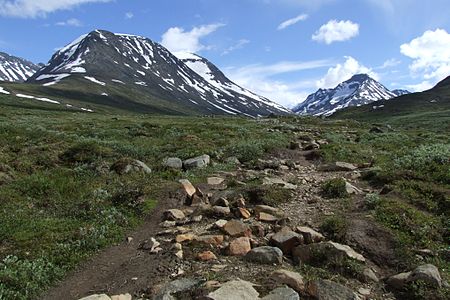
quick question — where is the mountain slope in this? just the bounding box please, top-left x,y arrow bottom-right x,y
28,30 -> 289,116
0,52 -> 40,82
332,76 -> 450,129
293,74 -> 405,116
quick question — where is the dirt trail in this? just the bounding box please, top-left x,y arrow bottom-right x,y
42,148 -> 399,300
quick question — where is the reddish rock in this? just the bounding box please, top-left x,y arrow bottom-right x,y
176,233 -> 196,243
228,237 -> 252,256
258,212 -> 278,222
197,251 -> 218,261
195,235 -> 225,246
222,220 -> 252,237
296,226 -> 325,244
237,208 -> 251,219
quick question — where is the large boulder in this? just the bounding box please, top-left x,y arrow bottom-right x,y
293,241 -> 365,265
163,157 -> 183,169
386,264 -> 442,289
208,279 -> 259,300
262,287 -> 299,300
307,280 -> 359,300
183,154 -> 210,169
244,246 -> 283,265
270,228 -> 304,255
229,237 -> 252,256
110,159 -> 152,175
222,220 -> 252,237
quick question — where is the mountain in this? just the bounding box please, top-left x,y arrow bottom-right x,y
391,89 -> 411,97
0,52 -> 40,82
332,76 -> 450,129
27,30 -> 289,116
293,74 -> 407,116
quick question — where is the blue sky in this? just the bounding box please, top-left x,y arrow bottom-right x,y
0,0 -> 449,107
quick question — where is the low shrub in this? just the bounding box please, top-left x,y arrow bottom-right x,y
321,178 -> 348,198
320,216 -> 349,242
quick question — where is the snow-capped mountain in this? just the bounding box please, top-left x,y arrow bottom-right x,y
29,30 -> 289,116
391,89 -> 411,97
293,74 -> 407,116
0,52 -> 40,82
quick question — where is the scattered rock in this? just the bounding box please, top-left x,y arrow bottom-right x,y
270,228 -> 304,254
296,226 -> 325,244
362,268 -> 379,283
214,198 -> 230,207
208,177 -> 225,185
163,209 -> 186,221
387,264 -> 442,289
320,162 -> 358,172
345,181 -> 363,195
179,179 -> 196,198
154,278 -> 205,300
212,206 -> 231,217
369,126 -> 384,134
289,141 -> 301,150
245,246 -> 283,265
197,251 -> 218,261
386,272 -> 411,290
208,279 -> 259,300
78,295 -> 111,300
214,219 -> 228,229
258,212 -> 279,223
307,280 -> 359,300
237,207 -> 251,219
226,156 -> 241,165
160,221 -> 177,228
263,177 -> 297,190
262,287 -> 299,300
271,269 -> 305,292
176,233 -> 196,243
110,294 -> 132,300
222,220 -> 252,237
163,157 -> 183,169
195,235 -> 224,246
304,142 -> 320,151
255,205 -> 283,217
293,241 -> 365,265
110,159 -> 152,175
183,154 -> 210,169
228,237 -> 252,256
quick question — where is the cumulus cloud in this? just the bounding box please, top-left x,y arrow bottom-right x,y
55,18 -> 82,27
312,20 -> 359,44
161,23 -> 224,53
400,28 -> 450,84
222,39 -> 250,55
277,14 -> 308,30
225,59 -> 332,107
125,12 -> 133,19
0,0 -> 112,18
316,56 -> 378,88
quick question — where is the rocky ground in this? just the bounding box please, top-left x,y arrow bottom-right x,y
43,135 -> 446,300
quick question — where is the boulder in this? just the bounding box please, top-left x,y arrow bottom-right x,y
78,295 -> 111,300
179,179 -> 196,198
245,246 -> 283,265
345,181 -> 363,195
214,198 -> 230,207
163,157 -> 183,169
262,287 -> 299,300
320,162 -> 358,172
110,294 -> 132,300
176,233 -> 196,243
195,235 -> 224,246
222,220 -> 252,237
208,177 -> 225,185
387,264 -> 442,289
212,206 -> 231,217
197,251 -> 218,261
270,229 -> 304,254
258,212 -> 278,223
307,280 -> 359,300
362,268 -> 379,283
237,208 -> 251,219
229,237 -> 252,256
293,242 -> 365,265
154,278 -> 205,300
255,205 -> 283,217
184,154 -> 210,169
208,279 -> 259,300
163,209 -> 186,221
296,226 -> 325,244
271,269 -> 305,292
110,159 -> 152,175
386,272 -> 411,290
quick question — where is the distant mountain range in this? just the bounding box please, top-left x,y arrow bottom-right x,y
21,29 -> 288,116
0,52 -> 40,82
293,74 -> 410,116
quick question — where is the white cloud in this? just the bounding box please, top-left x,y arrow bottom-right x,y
125,12 -> 133,19
222,39 -> 250,55
400,28 -> 450,84
405,81 -> 434,92
225,59 -> 332,107
377,58 -> 401,69
277,14 -> 308,30
0,0 -> 112,18
55,18 -> 82,27
312,20 -> 359,44
161,23 -> 224,53
316,56 -> 378,88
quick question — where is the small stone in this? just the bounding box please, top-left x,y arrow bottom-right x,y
126,237 -> 133,243
289,141 -> 301,150
197,251 -> 218,261
206,280 -> 222,289
293,241 -> 365,265
228,237 -> 252,256
362,268 -> 379,283
258,212 -> 278,222
208,279 -> 259,300
345,181 -> 363,195
245,246 -> 283,265
192,215 -> 203,222
271,269 -> 305,292
176,233 -> 196,243
173,243 -> 182,250
175,250 -> 184,259
208,177 -> 225,185
296,226 -> 325,244
386,272 -> 411,290
163,209 -> 186,221
212,206 -> 231,216
237,207 -> 251,219
222,220 -> 252,237
111,294 -> 132,300
183,154 -> 210,169
214,219 -> 228,229
163,157 -> 183,169
160,220 -> 177,228
179,179 -> 196,198
236,197 -> 246,208
304,142 -> 320,151
358,288 -> 371,296
214,198 -> 230,207
154,278 -> 205,299
270,229 -> 304,254
262,287 -> 299,300
255,205 -> 282,216
195,235 -> 224,246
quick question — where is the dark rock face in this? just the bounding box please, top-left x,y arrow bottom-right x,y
0,51 -> 40,82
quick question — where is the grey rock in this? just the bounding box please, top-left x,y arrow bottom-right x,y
183,154 -> 210,169
154,278 -> 205,300
110,159 -> 151,175
244,246 -> 283,265
78,295 -> 111,300
293,241 -> 365,265
208,279 -> 259,300
307,280 -> 359,300
262,287 -> 299,300
163,157 -> 183,169
387,264 -> 442,289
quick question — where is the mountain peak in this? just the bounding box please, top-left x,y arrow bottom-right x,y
0,51 -> 40,82
347,73 -> 371,83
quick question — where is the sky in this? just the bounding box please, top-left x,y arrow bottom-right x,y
0,0 -> 449,108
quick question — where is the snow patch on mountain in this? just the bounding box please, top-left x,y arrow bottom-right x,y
0,52 -> 40,82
